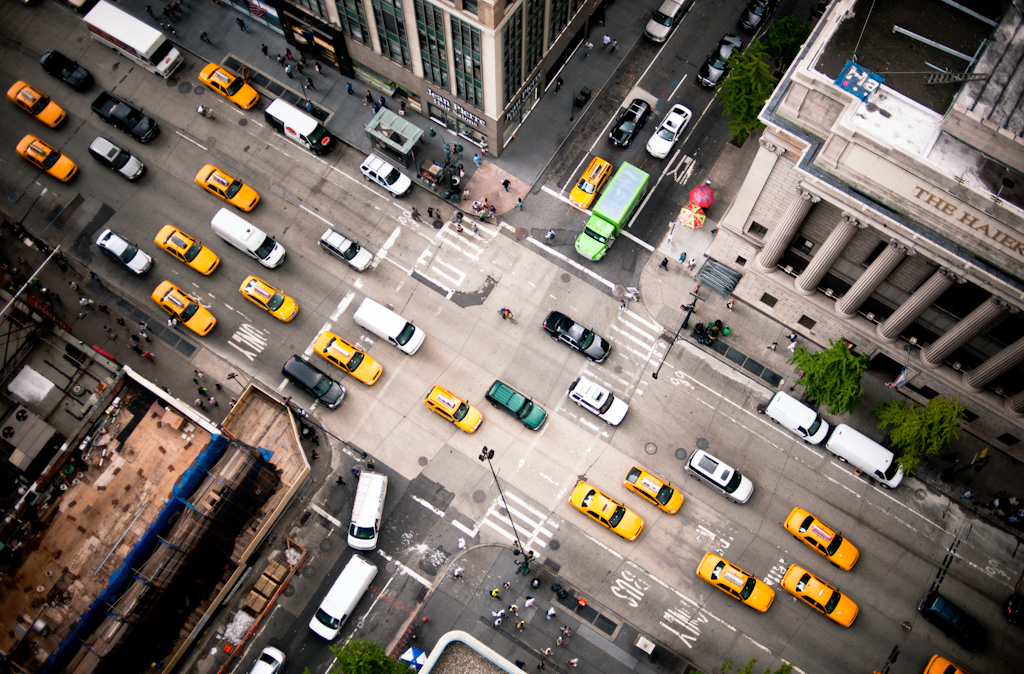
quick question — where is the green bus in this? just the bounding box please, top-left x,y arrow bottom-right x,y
575,162 -> 650,261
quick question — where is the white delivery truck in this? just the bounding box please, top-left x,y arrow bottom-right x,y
83,1 -> 183,78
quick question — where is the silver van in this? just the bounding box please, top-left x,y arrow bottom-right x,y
264,99 -> 335,155
353,297 -> 425,355
764,391 -> 829,444
348,472 -> 387,550
825,424 -> 903,489
645,1 -> 685,42
210,208 -> 285,268
308,555 -> 377,639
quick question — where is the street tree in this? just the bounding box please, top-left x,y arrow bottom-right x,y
761,17 -> 813,73
721,656 -> 794,674
320,639 -> 409,674
787,339 -> 870,415
872,394 -> 968,476
718,41 -> 777,144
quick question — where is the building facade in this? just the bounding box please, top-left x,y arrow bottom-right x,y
708,0 -> 1024,457
265,0 -> 606,157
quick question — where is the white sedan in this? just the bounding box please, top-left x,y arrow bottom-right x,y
248,647 -> 285,674
95,229 -> 152,275
646,104 -> 692,159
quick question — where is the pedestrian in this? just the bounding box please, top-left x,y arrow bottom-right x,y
142,351 -> 155,362
198,386 -> 208,395
509,604 -> 519,614
262,44 -> 269,57
209,396 -> 218,406
215,382 -> 223,391
117,317 -> 127,328
146,5 -> 155,18
556,637 -> 563,646
518,197 -> 524,211
585,40 -> 593,56
236,17 -> 249,32
195,370 -> 205,380
492,609 -> 506,619
503,581 -> 511,590
410,207 -> 421,221
372,102 -> 380,113
195,398 -> 205,409
725,299 -> 734,311
139,320 -> 149,331
473,153 -> 481,168
471,223 -> 479,236
315,61 -> 323,75
399,101 -> 406,116
688,257 -> 696,271
367,458 -> 375,470
230,397 -> 238,407
456,224 -> 463,235
79,297 -> 91,309
346,82 -> 353,95
311,449 -> 319,460
103,325 -> 114,336
427,207 -> 434,219
351,465 -> 362,479
200,31 -> 212,44
786,332 -> 797,341
306,76 -> 315,90
299,54 -> 307,66
561,627 -> 571,637
463,188 -> 471,201
544,228 -> 555,240
515,660 -> 526,670
603,34 -> 611,49
284,64 -> 293,78
555,76 -> 563,93
131,333 -> 141,343
767,342 -> 778,352
524,596 -> 535,608
139,331 -> 150,342
379,95 -> 387,108
297,61 -> 304,74
69,281 -> 81,293
277,54 -> 286,67
305,100 -> 314,112
619,299 -> 626,310
491,588 -> 501,599
537,663 -> 545,671
693,283 -> 701,294
502,178 -> 511,192
453,567 -> 464,578
162,6 -> 171,18
546,607 -> 556,620
612,39 -> 619,51
481,143 -> 488,157
493,618 -> 503,627
787,341 -> 797,353
285,48 -> 293,60
567,658 -> 578,668
659,257 -> 669,270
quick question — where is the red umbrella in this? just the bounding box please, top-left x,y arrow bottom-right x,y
678,203 -> 706,229
689,185 -> 715,208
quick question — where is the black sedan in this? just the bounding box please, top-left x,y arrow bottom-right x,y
608,99 -> 652,148
697,34 -> 744,88
40,50 -> 93,91
542,311 -> 611,363
740,0 -> 775,30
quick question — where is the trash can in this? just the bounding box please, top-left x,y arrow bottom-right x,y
574,87 -> 592,109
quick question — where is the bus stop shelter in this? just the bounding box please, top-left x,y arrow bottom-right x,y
365,109 -> 423,167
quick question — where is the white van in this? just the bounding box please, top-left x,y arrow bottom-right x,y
764,391 -> 829,444
210,208 -> 285,268
308,555 -> 378,639
644,1 -> 685,42
348,472 -> 388,550
264,99 -> 335,155
353,298 -> 425,355
825,424 -> 904,489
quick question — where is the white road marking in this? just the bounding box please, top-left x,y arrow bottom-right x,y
174,131 -> 208,151
304,323 -> 332,357
276,378 -> 288,392
414,495 -> 446,517
822,471 -> 862,498
621,229 -> 655,251
331,292 -> 355,321
309,503 -> 342,527
526,237 -> 616,289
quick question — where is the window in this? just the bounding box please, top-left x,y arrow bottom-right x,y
997,433 -> 1019,446
372,0 -> 412,67
463,0 -> 478,13
736,256 -> 747,265
795,237 -> 814,255
524,0 -> 544,72
549,0 -> 569,46
296,0 -> 329,19
414,0 -> 449,88
748,222 -> 768,237
760,293 -> 778,308
502,8 -> 523,106
451,17 -> 483,107
337,0 -> 370,44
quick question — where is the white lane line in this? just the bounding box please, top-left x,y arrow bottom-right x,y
667,73 -> 690,102
276,378 -> 288,392
414,494 -> 446,517
608,324 -> 657,352
822,472 -> 862,498
373,226 -> 402,268
309,503 -> 342,527
299,203 -> 334,226
621,229 -> 655,251
622,309 -> 661,331
541,185 -> 592,214
742,635 -> 773,654
174,131 -> 208,151
330,292 -> 355,321
374,548 -> 432,588
525,237 -> 616,289
304,322 -> 331,357
382,254 -> 413,274
870,481 -> 947,530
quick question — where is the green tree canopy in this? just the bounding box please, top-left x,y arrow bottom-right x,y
325,639 -> 410,674
872,394 -> 968,476
787,339 -> 870,415
761,17 -> 813,72
721,657 -> 794,674
718,42 -> 777,143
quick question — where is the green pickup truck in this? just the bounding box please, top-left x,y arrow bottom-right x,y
485,380 -> 547,430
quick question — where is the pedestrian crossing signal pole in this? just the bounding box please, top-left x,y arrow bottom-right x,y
652,289 -> 704,380
479,447 -> 528,571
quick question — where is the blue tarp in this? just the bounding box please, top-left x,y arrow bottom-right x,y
42,434 -> 231,674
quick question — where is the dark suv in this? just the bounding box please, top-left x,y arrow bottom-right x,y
918,590 -> 987,651
282,355 -> 346,409
609,99 -> 651,147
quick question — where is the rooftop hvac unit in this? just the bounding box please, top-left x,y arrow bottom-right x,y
3,406 -> 57,471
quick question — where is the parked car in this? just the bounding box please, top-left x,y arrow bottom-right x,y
685,449 -> 753,503
782,507 -> 859,570
16,135 -> 77,182
485,380 -> 547,430
918,590 -> 987,652
360,154 -> 412,197
698,34 -> 744,87
542,310 -> 610,362
248,646 -> 285,674
623,466 -> 683,514
740,0 -> 775,30
696,553 -> 774,611
39,50 -> 92,91
88,136 -> 144,181
7,81 -> 65,127
568,480 -> 644,541
95,229 -> 152,274
609,99 -> 652,147
1006,592 -> 1024,624
319,228 -> 373,271
646,103 -> 692,159
781,564 -> 858,626
567,376 -> 628,425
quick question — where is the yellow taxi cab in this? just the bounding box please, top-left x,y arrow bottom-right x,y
780,564 -> 858,627
569,156 -> 613,209
198,63 -> 259,110
194,164 -> 259,211
154,225 -> 220,275
424,385 -> 482,433
623,466 -> 683,514
151,281 -> 215,335
239,276 -> 298,322
313,331 -> 383,385
923,655 -> 970,674
16,135 -> 76,182
568,481 -> 644,541
7,81 -> 65,127
783,507 -> 859,571
696,553 -> 774,612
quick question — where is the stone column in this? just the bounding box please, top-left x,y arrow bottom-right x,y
920,297 -> 1015,368
836,241 -> 912,318
753,186 -> 820,273
963,334 -> 1024,392
1006,390 -> 1024,417
795,213 -> 866,296
876,268 -> 961,343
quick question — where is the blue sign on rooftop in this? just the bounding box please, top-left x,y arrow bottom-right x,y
835,61 -> 885,100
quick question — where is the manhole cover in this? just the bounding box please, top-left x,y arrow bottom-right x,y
561,273 -> 571,283
515,228 -> 529,240
239,118 -> 248,126
320,539 -> 332,551
418,456 -> 428,466
915,489 -> 926,500
179,82 -> 194,94
166,77 -> 178,87
901,621 -> 912,632
696,438 -> 709,450
614,365 -> 623,374
612,284 -> 626,298
645,443 -> 657,455
387,561 -> 398,573
282,584 -> 295,597
674,448 -> 688,461
302,566 -> 315,577
472,489 -> 487,503
549,539 -> 561,551
8,191 -> 19,202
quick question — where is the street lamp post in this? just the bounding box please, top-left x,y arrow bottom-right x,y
652,290 -> 704,379
479,446 -> 529,571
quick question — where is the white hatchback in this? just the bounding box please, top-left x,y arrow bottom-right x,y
567,376 -> 629,425
685,449 -> 753,503
360,154 -> 412,197
646,104 -> 692,159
